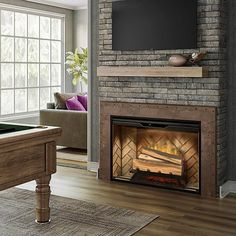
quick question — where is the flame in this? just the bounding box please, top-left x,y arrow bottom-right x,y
148,140 -> 179,155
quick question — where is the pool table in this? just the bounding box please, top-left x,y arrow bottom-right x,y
0,123 -> 61,223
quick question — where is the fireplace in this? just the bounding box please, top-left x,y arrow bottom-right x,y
111,117 -> 200,193
99,102 -> 217,197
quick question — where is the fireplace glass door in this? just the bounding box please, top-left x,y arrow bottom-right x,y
111,117 -> 200,193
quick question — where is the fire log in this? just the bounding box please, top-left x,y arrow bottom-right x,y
141,147 -> 182,166
133,159 -> 183,176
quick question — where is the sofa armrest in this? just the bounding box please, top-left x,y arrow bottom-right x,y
40,109 -> 87,149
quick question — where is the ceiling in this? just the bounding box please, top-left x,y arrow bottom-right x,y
25,0 -> 88,10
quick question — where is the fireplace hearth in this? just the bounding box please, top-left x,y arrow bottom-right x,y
112,118 -> 200,193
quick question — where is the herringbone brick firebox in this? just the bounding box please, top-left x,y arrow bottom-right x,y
112,117 -> 200,193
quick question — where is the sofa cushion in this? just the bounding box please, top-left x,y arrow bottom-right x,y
66,96 -> 86,111
77,94 -> 88,111
54,93 -> 73,109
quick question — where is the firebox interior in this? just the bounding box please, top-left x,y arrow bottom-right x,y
112,117 -> 200,193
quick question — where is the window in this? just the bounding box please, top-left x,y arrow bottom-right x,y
0,6 -> 64,116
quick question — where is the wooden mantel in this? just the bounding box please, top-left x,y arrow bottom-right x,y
97,66 -> 208,78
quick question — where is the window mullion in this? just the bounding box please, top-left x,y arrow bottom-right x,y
50,17 -> 52,102
27,13 -> 29,113
13,11 -> 15,115
0,9 -> 2,116
61,17 -> 65,93
39,15 -> 40,110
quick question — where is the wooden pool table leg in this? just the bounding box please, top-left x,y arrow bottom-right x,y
35,175 -> 51,224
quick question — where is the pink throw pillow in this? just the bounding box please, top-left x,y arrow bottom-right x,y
66,96 -> 86,111
77,94 -> 87,111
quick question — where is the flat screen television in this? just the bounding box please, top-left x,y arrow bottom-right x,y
112,0 -> 197,51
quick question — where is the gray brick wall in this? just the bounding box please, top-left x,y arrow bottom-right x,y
227,0 -> 236,181
98,0 -> 228,186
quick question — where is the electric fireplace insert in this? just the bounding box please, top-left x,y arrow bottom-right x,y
111,117 -> 201,193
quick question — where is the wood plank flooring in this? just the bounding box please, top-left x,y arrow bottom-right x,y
19,166 -> 236,236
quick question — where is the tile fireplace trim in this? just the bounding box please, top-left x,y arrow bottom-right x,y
99,101 -> 217,197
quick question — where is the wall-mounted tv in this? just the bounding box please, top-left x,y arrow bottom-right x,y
112,0 -> 197,51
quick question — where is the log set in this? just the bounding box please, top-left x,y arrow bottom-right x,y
141,148 -> 182,165
132,148 -> 185,177
133,158 -> 183,176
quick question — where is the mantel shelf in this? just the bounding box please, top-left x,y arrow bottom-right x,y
97,66 -> 208,78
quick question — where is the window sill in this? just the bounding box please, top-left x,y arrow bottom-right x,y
0,112 -> 39,122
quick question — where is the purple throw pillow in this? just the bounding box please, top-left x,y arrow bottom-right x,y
77,94 -> 87,111
66,96 -> 86,111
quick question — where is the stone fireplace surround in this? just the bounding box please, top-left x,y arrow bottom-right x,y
97,0 -> 228,197
99,101 -> 216,197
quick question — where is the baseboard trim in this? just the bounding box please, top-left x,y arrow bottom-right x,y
87,162 -> 99,173
219,181 -> 236,198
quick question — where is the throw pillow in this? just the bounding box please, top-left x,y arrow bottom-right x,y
66,96 -> 86,111
77,94 -> 88,111
54,92 -> 75,109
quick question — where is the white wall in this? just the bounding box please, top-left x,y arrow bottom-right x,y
74,9 -> 88,49
73,9 -> 88,93
88,0 -> 99,163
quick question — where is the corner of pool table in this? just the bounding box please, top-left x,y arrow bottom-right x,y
0,122 -> 62,224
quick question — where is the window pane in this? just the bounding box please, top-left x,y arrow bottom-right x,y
1,11 -> 14,36
1,37 -> 14,62
28,88 -> 39,111
15,13 -> 27,37
28,64 -> 39,87
40,87 -> 50,109
15,89 -> 27,113
28,14 -> 39,38
15,64 -> 27,88
51,18 -> 61,40
51,86 -> 61,101
1,63 -> 14,88
40,40 -> 50,62
51,41 -> 61,63
15,38 -> 27,62
0,10 -> 63,116
40,16 -> 50,39
40,64 -> 50,86
51,64 -> 61,86
1,90 -> 14,115
28,39 -> 39,62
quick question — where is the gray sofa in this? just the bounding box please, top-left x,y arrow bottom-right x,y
40,103 -> 87,150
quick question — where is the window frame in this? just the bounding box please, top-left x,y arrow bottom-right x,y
0,3 -> 65,119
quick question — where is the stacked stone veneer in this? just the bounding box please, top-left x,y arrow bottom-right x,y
98,0 -> 228,187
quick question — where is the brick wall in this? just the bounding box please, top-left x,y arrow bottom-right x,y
98,0 -> 228,186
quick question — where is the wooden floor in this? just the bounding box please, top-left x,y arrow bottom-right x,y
19,166 -> 236,236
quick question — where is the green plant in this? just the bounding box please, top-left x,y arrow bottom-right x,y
65,47 -> 88,86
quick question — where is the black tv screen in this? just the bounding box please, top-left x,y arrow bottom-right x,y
112,0 -> 197,51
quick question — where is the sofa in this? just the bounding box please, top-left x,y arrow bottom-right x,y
40,93 -> 87,150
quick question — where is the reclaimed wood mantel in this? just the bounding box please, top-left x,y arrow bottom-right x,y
97,66 -> 208,78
